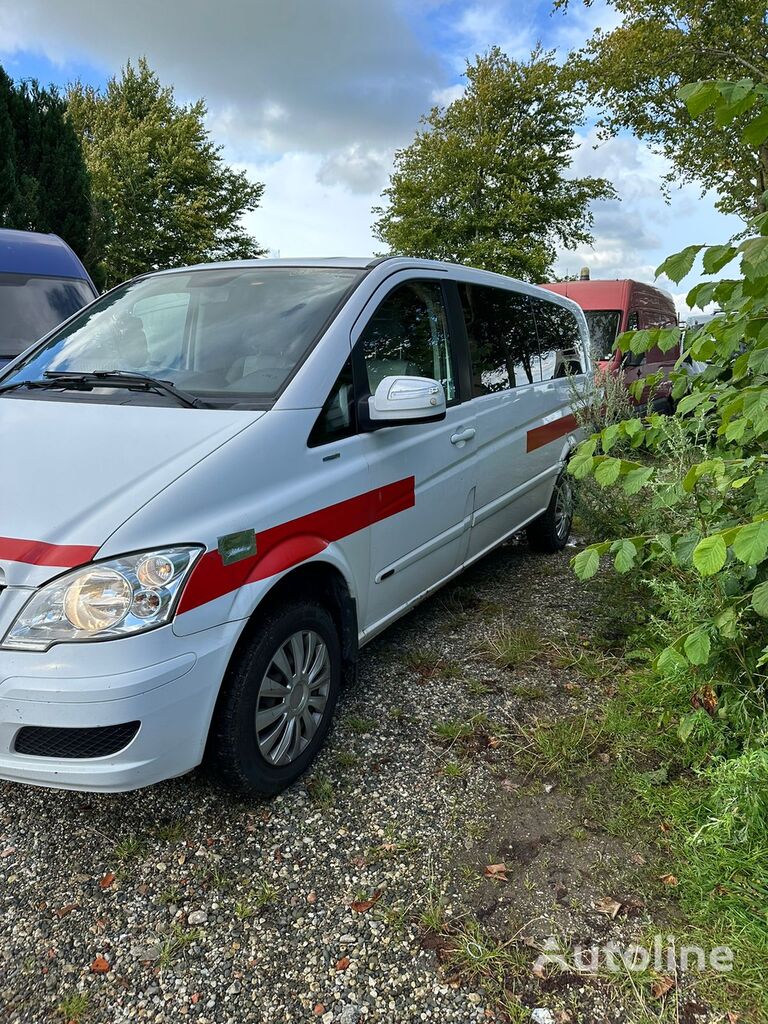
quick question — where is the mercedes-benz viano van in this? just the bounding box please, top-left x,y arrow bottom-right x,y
0,258 -> 588,795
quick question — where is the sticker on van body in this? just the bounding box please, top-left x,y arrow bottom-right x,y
218,529 -> 257,566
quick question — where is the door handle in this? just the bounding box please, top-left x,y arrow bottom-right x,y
450,427 -> 476,446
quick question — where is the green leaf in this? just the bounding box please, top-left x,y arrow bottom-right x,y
594,457 -> 622,487
732,521 -> 768,565
656,245 -> 703,284
676,391 -> 709,416
702,244 -> 738,274
612,539 -> 637,574
677,711 -> 700,743
715,607 -> 738,639
572,547 -> 600,580
751,581 -> 768,617
692,534 -> 727,576
684,630 -> 711,665
657,646 -> 687,675
678,81 -> 719,117
569,452 -> 595,480
601,423 -> 620,452
743,107 -> 768,147
623,466 -> 654,495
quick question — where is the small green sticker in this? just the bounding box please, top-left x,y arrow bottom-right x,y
218,529 -> 257,566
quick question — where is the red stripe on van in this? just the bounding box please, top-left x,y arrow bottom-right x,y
0,536 -> 100,568
526,413 -> 578,453
177,476 -> 416,615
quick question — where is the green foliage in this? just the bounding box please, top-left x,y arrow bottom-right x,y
0,64 -> 92,260
67,58 -> 265,289
563,0 -> 768,220
373,46 -> 614,281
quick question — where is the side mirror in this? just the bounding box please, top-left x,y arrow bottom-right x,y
367,375 -> 446,425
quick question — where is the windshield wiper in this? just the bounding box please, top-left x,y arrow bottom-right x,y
0,370 -> 205,408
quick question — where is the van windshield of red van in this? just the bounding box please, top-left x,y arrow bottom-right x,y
583,310 -> 621,359
0,273 -> 94,359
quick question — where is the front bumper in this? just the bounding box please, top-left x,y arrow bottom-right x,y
0,618 -> 244,792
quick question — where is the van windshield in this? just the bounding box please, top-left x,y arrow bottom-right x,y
0,274 -> 95,360
1,267 -> 364,408
583,309 -> 622,359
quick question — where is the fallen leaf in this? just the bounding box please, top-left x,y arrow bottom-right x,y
557,1013 -> 574,1023
659,873 -> 679,886
563,682 -> 581,692
351,890 -> 382,913
691,684 -> 718,717
90,956 -> 110,974
484,862 -> 509,882
486,736 -> 502,749
631,852 -> 647,866
55,903 -> 79,919
531,960 -> 546,979
313,1004 -> 325,1016
190,993 -> 201,1005
594,896 -> 622,919
500,779 -> 520,793
99,872 -> 116,889
335,956 -> 350,971
727,1013 -> 741,1023
651,976 -> 675,998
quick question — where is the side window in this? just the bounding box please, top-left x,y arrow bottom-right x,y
357,281 -> 456,403
531,297 -> 584,379
308,357 -> 356,447
459,283 -> 537,395
131,292 -> 190,369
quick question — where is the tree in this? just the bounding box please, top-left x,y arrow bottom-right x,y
0,65 -> 92,260
562,0 -> 768,220
373,47 -> 614,282
67,58 -> 265,289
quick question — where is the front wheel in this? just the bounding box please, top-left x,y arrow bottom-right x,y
209,601 -> 341,796
526,471 -> 574,553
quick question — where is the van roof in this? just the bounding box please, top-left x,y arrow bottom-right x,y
0,229 -> 92,282
539,278 -> 674,312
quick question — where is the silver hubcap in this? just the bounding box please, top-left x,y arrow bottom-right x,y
255,630 -> 331,766
554,476 -> 574,541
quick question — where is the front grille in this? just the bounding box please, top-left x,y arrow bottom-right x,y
14,722 -> 140,759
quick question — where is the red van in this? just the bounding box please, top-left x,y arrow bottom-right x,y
540,276 -> 678,412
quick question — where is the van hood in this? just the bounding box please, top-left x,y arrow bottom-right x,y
0,397 -> 261,586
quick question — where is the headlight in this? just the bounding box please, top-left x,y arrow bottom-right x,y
2,546 -> 202,651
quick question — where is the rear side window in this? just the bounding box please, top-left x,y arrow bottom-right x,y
357,281 -> 456,402
530,297 -> 584,378
0,274 -> 93,358
459,283 -> 538,395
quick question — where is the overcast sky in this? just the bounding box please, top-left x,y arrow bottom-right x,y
0,0 -> 742,312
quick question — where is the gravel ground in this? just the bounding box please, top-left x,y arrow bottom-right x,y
0,538 -> 692,1024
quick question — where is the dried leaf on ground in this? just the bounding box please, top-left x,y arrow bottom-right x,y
594,896 -> 622,918
54,903 -> 79,919
90,955 -> 110,974
659,873 -> 679,886
335,956 -> 351,971
99,872 -> 116,889
350,890 -> 382,913
484,862 -> 509,881
650,976 -> 675,998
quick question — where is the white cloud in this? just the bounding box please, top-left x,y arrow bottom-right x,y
0,0 -> 443,156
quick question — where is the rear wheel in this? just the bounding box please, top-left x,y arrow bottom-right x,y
526,471 -> 574,553
210,601 -> 341,795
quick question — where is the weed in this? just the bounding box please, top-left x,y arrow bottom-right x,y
442,760 -> 468,779
158,925 -> 202,968
57,992 -> 89,1022
113,835 -> 147,861
306,773 -> 334,806
404,648 -> 461,681
335,750 -> 360,769
155,818 -> 187,843
346,715 -> 377,735
480,620 -> 544,669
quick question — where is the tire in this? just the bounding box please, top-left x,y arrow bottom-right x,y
210,600 -> 341,796
526,470 -> 574,553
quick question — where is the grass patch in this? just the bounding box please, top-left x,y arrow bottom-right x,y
306,773 -> 335,806
345,715 -> 377,735
404,648 -> 462,681
113,835 -> 147,861
335,750 -> 360,769
514,713 -> 604,777
479,620 -> 544,669
57,991 -> 89,1022
158,925 -> 203,968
